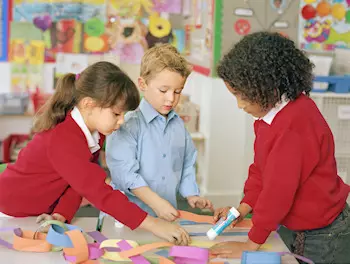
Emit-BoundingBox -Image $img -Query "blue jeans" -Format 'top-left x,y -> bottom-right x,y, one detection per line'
278,204 -> 350,264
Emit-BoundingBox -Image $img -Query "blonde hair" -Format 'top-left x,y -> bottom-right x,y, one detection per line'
33,62 -> 139,133
140,44 -> 191,83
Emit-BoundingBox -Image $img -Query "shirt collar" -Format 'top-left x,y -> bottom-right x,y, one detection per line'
71,106 -> 100,153
139,98 -> 178,123
259,94 -> 289,125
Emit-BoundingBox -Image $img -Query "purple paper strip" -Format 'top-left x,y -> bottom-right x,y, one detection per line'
117,240 -> 150,264
63,243 -> 104,262
87,231 -> 108,243
0,227 -> 16,249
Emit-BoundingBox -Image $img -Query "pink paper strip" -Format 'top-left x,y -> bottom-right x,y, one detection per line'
169,246 -> 209,264
117,240 -> 150,264
63,243 -> 104,262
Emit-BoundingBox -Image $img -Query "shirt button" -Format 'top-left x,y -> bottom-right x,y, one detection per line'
162,176 -> 165,180
162,154 -> 166,158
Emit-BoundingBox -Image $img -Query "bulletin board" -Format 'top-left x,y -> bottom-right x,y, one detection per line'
299,0 -> 350,52
220,0 -> 300,58
0,0 -> 9,61
184,0 -> 215,76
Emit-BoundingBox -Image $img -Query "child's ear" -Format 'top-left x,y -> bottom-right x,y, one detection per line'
80,97 -> 97,110
138,77 -> 147,92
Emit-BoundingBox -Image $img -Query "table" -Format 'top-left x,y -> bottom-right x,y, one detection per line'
0,216 -> 298,264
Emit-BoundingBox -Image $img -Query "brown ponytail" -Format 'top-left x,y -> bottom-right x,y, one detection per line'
33,73 -> 76,132
33,61 -> 140,133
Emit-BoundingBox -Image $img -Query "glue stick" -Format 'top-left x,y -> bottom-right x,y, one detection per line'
206,207 -> 240,240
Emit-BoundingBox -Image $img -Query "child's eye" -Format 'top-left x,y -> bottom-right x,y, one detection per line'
159,89 -> 167,93
175,90 -> 182,94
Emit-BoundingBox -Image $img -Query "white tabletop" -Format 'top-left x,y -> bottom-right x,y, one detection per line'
0,216 -> 298,264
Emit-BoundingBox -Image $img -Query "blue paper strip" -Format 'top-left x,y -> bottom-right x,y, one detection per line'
46,224 -> 82,247
0,0 -> 8,61
179,220 -> 211,226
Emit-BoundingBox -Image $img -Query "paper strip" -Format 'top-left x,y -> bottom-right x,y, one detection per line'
178,211 -> 215,224
118,240 -> 150,264
119,242 -> 173,258
46,223 -> 82,247
100,239 -> 139,262
169,246 -> 209,260
63,230 -> 89,263
13,229 -> 52,252
87,231 -> 108,243
64,243 -> 104,262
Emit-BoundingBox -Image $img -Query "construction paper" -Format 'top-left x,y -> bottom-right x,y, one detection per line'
46,223 -> 81,247
178,211 -> 215,224
169,246 -> 209,263
100,239 -> 139,262
63,230 -> 89,263
13,228 -> 52,252
119,242 -> 174,258
118,240 -> 150,264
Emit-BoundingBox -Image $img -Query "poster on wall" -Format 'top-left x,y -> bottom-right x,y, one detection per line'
0,0 -> 9,61
299,0 -> 350,52
9,22 -> 45,93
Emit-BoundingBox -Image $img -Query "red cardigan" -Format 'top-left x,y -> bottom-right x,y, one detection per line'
243,94 -> 349,244
0,114 -> 147,229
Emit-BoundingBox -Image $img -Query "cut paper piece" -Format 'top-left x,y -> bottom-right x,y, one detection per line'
87,231 -> 108,243
118,240 -> 150,264
178,211 -> 215,224
169,246 -> 209,264
274,21 -> 289,28
119,242 -> 173,258
46,223 -> 82,247
0,228 -> 16,249
234,19 -> 251,35
63,230 -> 89,263
234,8 -> 253,16
64,243 -> 104,262
155,249 -> 169,257
100,239 -> 139,262
13,229 -> 52,252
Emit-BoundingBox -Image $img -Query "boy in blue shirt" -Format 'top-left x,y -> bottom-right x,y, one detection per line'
106,44 -> 212,221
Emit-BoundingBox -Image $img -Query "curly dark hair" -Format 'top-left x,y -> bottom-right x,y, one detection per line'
217,32 -> 314,109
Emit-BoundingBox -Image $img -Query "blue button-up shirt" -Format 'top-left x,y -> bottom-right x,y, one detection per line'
106,99 -> 200,216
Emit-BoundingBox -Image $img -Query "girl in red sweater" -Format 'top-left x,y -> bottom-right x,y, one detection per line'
0,61 -> 190,245
210,32 -> 350,263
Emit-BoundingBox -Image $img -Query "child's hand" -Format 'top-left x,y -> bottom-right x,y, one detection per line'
209,240 -> 260,259
36,213 -> 66,232
139,215 -> 191,246
153,199 -> 179,222
187,196 -> 213,211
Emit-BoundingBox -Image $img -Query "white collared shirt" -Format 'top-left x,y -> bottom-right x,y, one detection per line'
258,95 -> 289,125
71,107 -> 100,153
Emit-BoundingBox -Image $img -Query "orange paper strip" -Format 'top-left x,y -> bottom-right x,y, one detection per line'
119,242 -> 173,258
178,211 -> 215,224
13,230 -> 52,252
63,230 -> 89,263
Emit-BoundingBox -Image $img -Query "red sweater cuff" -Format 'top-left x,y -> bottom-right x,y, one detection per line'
52,209 -> 74,224
241,196 -> 257,209
126,210 -> 148,230
248,225 -> 271,244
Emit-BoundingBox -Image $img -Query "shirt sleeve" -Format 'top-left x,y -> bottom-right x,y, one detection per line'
248,130 -> 302,244
52,186 -> 82,223
241,162 -> 262,209
47,129 -> 147,230
179,130 -> 200,198
106,116 -> 148,195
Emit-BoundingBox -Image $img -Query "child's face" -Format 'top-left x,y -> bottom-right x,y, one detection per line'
89,104 -> 125,135
224,82 -> 269,118
139,69 -> 185,116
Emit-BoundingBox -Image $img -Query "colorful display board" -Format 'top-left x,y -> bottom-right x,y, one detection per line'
298,0 -> 350,52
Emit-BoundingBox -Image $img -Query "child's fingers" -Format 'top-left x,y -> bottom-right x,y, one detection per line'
188,199 -> 196,208
36,214 -> 52,223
